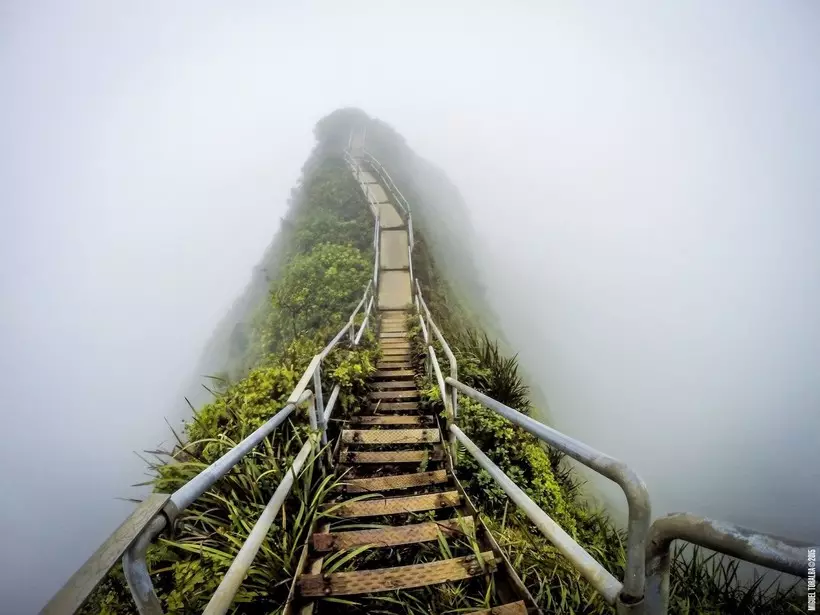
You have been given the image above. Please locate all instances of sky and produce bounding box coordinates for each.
[2,1,819,611]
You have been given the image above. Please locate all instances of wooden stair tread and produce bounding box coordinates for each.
[313,516,474,551]
[373,369,415,378]
[465,602,528,615]
[380,339,411,347]
[376,362,413,369]
[369,390,419,399]
[350,415,432,426]
[380,331,407,339]
[341,428,440,445]
[340,469,448,493]
[368,401,420,411]
[327,491,460,518]
[339,449,445,464]
[298,552,496,597]
[371,380,416,389]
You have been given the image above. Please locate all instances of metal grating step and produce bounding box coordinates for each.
[312,517,474,551]
[339,469,449,493]
[298,552,497,597]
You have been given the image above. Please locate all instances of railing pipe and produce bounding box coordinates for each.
[446,377,650,604]
[323,384,341,425]
[429,347,456,464]
[313,366,326,446]
[644,513,810,615]
[202,439,314,615]
[122,515,167,615]
[451,425,623,604]
[355,296,374,345]
[417,282,457,418]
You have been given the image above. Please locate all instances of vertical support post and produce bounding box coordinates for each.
[313,366,326,446]
[307,392,318,433]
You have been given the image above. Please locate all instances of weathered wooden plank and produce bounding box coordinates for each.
[368,401,419,411]
[371,380,417,389]
[328,490,460,518]
[376,361,413,370]
[465,601,528,615]
[380,350,412,358]
[298,552,497,596]
[373,369,414,378]
[369,390,419,400]
[340,469,449,493]
[380,332,407,339]
[313,517,474,551]
[339,449,445,464]
[341,429,440,445]
[350,415,431,426]
[380,339,411,347]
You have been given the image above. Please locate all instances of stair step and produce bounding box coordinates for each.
[339,449,445,464]
[328,491,461,518]
[373,369,414,379]
[368,401,419,411]
[350,415,432,426]
[382,348,413,362]
[380,325,407,332]
[341,429,440,445]
[465,602,528,615]
[376,362,413,370]
[369,390,419,400]
[313,516,474,551]
[371,380,416,389]
[298,552,496,597]
[379,331,407,339]
[340,469,448,493]
[381,339,411,346]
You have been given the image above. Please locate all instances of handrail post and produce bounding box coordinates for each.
[313,366,326,446]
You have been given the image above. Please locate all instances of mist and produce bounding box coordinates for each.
[2,1,818,611]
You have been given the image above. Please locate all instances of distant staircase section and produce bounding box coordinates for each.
[352,162,412,310]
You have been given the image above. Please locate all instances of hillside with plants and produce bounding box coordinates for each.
[83,109,803,614]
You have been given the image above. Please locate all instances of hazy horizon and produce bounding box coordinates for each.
[3,1,819,611]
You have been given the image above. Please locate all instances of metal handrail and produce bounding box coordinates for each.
[416,281,458,418]
[451,424,623,604]
[644,513,810,614]
[447,377,650,606]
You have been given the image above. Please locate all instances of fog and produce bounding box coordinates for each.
[2,1,818,611]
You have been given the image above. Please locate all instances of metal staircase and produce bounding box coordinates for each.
[288,310,533,613]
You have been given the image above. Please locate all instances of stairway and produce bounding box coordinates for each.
[288,311,534,614]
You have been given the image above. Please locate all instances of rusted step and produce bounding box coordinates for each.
[298,552,497,597]
[369,390,419,400]
[328,491,460,518]
[376,362,413,370]
[371,380,416,389]
[368,401,419,411]
[340,469,449,493]
[373,369,414,379]
[339,449,445,464]
[465,602,528,615]
[313,516,474,551]
[341,429,440,445]
[350,415,432,426]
